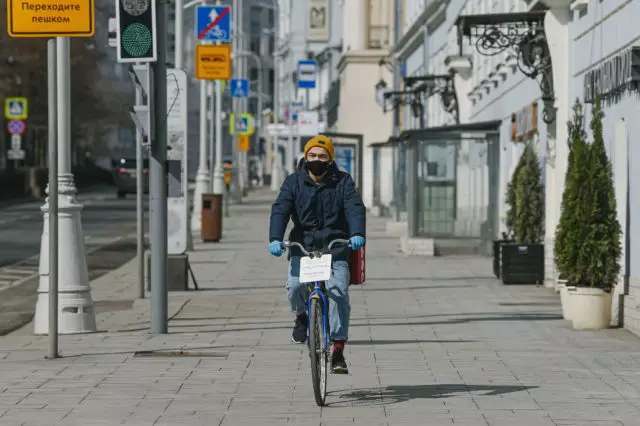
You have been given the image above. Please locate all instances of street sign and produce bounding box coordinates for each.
[297,60,317,89]
[196,5,231,41]
[229,113,253,136]
[7,149,25,160]
[238,135,250,152]
[4,97,28,120]
[296,111,319,135]
[7,119,25,135]
[195,44,231,80]
[230,79,249,98]
[11,134,21,150]
[7,0,95,38]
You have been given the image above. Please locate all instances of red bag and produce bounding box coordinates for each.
[349,245,366,285]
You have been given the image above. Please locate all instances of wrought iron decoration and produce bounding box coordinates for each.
[455,12,556,124]
[381,90,424,118]
[404,74,460,124]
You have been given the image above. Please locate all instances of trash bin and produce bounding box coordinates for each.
[201,193,222,242]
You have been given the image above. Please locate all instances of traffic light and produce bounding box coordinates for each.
[116,0,158,63]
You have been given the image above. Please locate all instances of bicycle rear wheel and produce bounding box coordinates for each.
[308,297,328,406]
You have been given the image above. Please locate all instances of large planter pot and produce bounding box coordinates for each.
[559,284,577,320]
[500,243,544,285]
[492,238,515,278]
[569,287,613,330]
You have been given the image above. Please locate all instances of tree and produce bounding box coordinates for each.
[571,96,622,288]
[505,152,526,238]
[514,144,544,244]
[554,99,589,278]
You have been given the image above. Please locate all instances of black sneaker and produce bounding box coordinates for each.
[291,314,308,344]
[331,347,349,374]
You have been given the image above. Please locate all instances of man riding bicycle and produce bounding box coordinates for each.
[268,135,366,374]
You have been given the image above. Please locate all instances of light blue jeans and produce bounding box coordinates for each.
[286,256,351,342]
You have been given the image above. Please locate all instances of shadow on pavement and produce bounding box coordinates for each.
[329,384,538,405]
[364,276,494,282]
[155,312,563,334]
[360,284,476,292]
[347,339,478,345]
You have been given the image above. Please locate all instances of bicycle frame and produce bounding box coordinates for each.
[307,281,330,350]
[283,238,350,350]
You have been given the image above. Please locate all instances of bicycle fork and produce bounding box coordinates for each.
[307,282,330,358]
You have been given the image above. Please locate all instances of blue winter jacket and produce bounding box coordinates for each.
[269,162,366,261]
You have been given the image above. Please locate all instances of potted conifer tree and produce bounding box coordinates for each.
[501,144,545,284]
[555,99,587,320]
[564,97,622,330]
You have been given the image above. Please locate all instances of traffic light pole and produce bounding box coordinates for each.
[150,0,169,334]
[135,72,145,300]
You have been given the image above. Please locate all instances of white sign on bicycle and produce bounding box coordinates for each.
[299,254,332,284]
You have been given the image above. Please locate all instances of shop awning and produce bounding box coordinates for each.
[368,135,403,148]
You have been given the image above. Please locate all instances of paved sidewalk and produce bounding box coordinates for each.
[2,189,640,425]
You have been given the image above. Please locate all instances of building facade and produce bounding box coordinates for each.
[566,0,639,333]
[334,0,395,209]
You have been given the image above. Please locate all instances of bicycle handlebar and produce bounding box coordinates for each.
[283,239,350,256]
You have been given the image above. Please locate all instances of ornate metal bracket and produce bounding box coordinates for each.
[381,90,424,119]
[455,12,556,124]
[404,74,460,124]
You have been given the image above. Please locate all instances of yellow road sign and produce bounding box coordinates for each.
[4,97,28,120]
[238,135,250,152]
[196,44,231,80]
[7,0,95,38]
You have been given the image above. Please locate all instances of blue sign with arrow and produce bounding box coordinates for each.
[196,5,231,42]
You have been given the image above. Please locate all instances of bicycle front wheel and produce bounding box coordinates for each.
[308,297,328,406]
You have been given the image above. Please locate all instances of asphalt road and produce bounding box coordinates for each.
[0,186,147,335]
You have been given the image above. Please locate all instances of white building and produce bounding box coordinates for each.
[334,0,396,209]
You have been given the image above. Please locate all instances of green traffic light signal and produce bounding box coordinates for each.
[116,0,157,63]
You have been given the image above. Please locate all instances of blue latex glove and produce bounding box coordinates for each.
[269,240,284,257]
[350,236,365,251]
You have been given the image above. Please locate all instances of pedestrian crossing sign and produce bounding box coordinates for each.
[230,79,249,98]
[229,113,253,136]
[4,97,28,120]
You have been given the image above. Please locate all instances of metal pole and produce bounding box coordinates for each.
[47,38,58,359]
[135,70,145,300]
[238,0,246,194]
[213,74,224,194]
[175,0,184,69]
[208,81,215,192]
[392,0,402,222]
[287,103,294,174]
[150,0,168,334]
[270,9,281,190]
[229,0,241,202]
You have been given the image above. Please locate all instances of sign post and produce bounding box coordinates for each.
[8,0,98,357]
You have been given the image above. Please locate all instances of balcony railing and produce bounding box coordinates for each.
[368,25,390,49]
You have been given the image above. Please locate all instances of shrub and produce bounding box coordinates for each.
[554,99,588,278]
[505,152,526,238]
[570,97,621,288]
[514,144,544,244]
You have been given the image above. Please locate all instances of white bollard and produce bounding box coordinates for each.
[34,178,97,335]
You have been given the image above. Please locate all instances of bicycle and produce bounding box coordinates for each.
[283,238,351,406]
